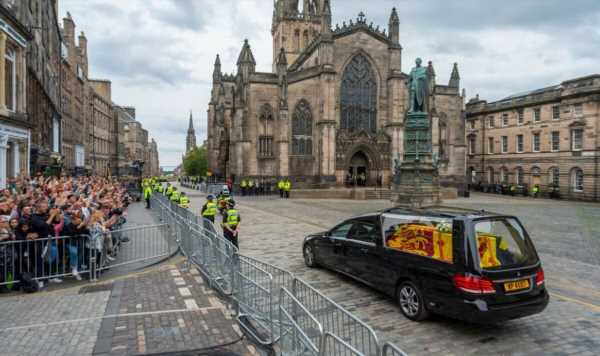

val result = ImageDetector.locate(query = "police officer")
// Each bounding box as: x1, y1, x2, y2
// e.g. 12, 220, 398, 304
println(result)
284, 178, 291, 199
165, 183, 174, 198
222, 200, 240, 248
247, 178, 255, 196
143, 182, 153, 209
532, 184, 540, 198
240, 178, 248, 196
178, 192, 190, 209
170, 187, 181, 204
201, 195, 218, 223
277, 178, 285, 198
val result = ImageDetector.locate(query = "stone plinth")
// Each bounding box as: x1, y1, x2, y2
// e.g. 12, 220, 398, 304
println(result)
392, 160, 441, 207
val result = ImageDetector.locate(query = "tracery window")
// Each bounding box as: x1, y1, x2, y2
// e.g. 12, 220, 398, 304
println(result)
340, 54, 377, 133
291, 99, 312, 156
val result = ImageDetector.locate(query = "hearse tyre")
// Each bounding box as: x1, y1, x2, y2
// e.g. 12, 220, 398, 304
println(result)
397, 281, 429, 321
303, 242, 317, 268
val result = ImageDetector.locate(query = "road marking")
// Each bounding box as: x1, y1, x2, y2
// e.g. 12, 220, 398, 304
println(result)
550, 292, 600, 312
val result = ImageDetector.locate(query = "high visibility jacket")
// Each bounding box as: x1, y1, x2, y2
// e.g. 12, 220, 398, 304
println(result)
166, 186, 174, 197
156, 185, 164, 193
532, 186, 539, 193
202, 202, 217, 217
240, 180, 247, 188
179, 196, 190, 207
248, 180, 254, 187
144, 186, 153, 199
225, 209, 240, 227
278, 180, 285, 190
170, 191, 180, 202
284, 181, 291, 191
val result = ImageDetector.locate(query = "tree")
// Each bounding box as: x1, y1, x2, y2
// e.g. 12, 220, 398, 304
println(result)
183, 146, 208, 177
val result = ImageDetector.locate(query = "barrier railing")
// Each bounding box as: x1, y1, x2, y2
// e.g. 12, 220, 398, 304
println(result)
149, 193, 408, 356
382, 343, 408, 356
0, 234, 92, 287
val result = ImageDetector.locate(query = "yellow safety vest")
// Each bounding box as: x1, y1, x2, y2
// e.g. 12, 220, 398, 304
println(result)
240, 180, 247, 188
248, 180, 254, 187
284, 181, 291, 191
278, 181, 284, 189
166, 186, 174, 196
203, 202, 217, 217
179, 196, 190, 206
170, 191, 180, 202
226, 209, 239, 227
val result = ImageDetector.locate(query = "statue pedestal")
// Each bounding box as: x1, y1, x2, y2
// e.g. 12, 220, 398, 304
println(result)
391, 111, 441, 207
391, 161, 441, 208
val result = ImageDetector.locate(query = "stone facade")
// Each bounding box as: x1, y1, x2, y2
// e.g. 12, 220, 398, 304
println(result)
466, 75, 600, 201
0, 3, 31, 188
60, 12, 87, 173
88, 79, 113, 175
206, 0, 466, 190
8, 0, 62, 174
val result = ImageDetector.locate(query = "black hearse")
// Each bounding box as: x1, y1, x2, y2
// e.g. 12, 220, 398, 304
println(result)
302, 206, 548, 323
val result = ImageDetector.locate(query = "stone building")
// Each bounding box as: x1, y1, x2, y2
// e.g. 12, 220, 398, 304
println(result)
60, 13, 87, 174
0, 3, 31, 188
185, 111, 196, 154
466, 75, 600, 201
146, 138, 160, 177
206, 1, 466, 189
8, 0, 62, 174
88, 79, 113, 175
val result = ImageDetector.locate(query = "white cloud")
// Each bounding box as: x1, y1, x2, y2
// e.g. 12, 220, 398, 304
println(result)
60, 0, 600, 167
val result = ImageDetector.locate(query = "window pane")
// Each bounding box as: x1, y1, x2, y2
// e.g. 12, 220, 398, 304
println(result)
474, 218, 537, 269
331, 223, 353, 239
5, 56, 14, 111
382, 214, 453, 263
552, 106, 560, 120
552, 132, 560, 151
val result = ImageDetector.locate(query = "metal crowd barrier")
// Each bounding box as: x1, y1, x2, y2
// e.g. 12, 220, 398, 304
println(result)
0, 234, 92, 287
149, 193, 408, 356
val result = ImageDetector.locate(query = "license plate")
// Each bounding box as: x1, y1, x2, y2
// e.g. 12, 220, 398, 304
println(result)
504, 279, 530, 292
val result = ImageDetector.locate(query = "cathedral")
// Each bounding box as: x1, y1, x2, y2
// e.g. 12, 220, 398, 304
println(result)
206, 0, 467, 190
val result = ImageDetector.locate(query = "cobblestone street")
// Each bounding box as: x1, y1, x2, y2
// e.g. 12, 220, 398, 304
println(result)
0, 203, 258, 356
184, 187, 600, 356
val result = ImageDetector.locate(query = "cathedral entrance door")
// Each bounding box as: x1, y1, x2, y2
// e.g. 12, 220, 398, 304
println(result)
349, 151, 369, 187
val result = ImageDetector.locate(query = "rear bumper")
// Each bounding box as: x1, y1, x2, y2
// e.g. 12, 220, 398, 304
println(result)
438, 289, 549, 323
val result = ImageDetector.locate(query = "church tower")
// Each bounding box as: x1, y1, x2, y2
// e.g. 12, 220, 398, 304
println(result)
185, 111, 197, 154
272, 0, 326, 71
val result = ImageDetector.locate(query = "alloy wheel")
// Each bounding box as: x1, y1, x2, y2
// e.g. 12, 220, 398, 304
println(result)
304, 245, 315, 267
399, 285, 420, 317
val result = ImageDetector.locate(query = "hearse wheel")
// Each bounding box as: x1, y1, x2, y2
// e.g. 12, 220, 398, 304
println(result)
303, 244, 317, 268
397, 281, 429, 321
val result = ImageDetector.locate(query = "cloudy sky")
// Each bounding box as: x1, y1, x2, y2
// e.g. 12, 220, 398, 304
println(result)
59, 0, 600, 168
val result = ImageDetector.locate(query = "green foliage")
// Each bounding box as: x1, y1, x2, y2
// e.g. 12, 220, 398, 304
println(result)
183, 146, 208, 177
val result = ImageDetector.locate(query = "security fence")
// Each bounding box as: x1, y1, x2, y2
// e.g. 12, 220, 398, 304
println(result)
150, 193, 408, 356
0, 223, 173, 288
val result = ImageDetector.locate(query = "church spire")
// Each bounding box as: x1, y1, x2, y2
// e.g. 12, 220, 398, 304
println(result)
213, 54, 222, 83
186, 111, 197, 154
237, 39, 256, 79
388, 7, 399, 45
322, 0, 332, 33
188, 111, 195, 132
449, 62, 460, 88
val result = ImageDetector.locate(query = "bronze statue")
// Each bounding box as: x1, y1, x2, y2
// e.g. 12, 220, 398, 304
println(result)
408, 58, 428, 113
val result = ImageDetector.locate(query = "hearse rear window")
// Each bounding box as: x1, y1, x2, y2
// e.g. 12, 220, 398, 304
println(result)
474, 218, 537, 270
382, 214, 454, 263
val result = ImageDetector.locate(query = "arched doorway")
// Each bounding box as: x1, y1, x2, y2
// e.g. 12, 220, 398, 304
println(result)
347, 151, 370, 186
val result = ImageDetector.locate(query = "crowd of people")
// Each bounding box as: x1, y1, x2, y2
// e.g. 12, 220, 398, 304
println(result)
0, 175, 132, 292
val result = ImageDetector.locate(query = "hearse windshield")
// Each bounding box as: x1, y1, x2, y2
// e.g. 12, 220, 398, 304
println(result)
381, 214, 455, 264
473, 218, 538, 270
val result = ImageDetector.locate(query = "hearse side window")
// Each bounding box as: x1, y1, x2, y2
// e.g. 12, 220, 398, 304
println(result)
473, 218, 537, 270
330, 222, 353, 239
347, 222, 379, 244
381, 214, 454, 263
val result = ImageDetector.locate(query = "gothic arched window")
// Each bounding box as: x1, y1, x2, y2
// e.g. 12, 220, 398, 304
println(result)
291, 99, 312, 156
341, 53, 377, 133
